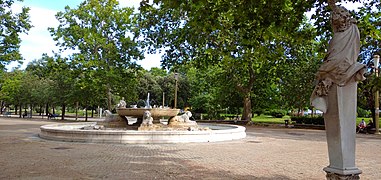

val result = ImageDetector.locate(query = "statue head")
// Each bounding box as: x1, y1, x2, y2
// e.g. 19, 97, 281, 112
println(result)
331, 5, 356, 32
184, 111, 192, 118
143, 110, 151, 119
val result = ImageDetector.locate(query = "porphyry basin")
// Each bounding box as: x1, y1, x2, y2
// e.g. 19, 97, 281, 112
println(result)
39, 122, 246, 144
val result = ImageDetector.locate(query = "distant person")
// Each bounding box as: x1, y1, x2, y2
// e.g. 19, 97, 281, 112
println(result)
357, 119, 366, 133
365, 120, 374, 133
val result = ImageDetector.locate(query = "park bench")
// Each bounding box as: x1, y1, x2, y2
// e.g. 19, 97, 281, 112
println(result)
48, 113, 59, 119
2, 112, 11, 117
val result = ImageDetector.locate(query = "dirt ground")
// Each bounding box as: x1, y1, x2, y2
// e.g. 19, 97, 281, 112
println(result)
0, 117, 380, 180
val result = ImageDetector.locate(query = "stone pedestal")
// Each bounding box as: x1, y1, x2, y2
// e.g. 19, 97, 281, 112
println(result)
152, 118, 161, 124
323, 82, 362, 179
98, 115, 128, 128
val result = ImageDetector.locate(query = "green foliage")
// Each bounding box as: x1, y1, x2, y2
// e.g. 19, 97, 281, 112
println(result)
348, 1, 380, 121
0, 70, 24, 104
357, 107, 370, 118
277, 20, 323, 111
0, 0, 32, 70
138, 0, 321, 120
252, 109, 265, 116
49, 0, 143, 110
291, 116, 325, 125
269, 109, 287, 118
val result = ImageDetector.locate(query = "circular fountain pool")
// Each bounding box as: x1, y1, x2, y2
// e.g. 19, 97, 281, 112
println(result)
39, 122, 246, 144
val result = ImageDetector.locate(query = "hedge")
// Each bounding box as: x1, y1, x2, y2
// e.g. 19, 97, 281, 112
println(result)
290, 116, 325, 125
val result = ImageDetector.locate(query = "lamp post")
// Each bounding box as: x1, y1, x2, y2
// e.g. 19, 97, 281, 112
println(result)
374, 54, 380, 134
162, 92, 165, 108
174, 73, 179, 109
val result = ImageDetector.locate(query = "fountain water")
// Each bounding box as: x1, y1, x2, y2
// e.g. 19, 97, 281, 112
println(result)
145, 93, 150, 108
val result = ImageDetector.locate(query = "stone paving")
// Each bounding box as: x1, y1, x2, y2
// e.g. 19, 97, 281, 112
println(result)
0, 117, 380, 179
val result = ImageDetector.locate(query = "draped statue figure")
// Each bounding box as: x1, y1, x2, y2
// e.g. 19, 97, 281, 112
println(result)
310, 0, 366, 113
313, 1, 365, 179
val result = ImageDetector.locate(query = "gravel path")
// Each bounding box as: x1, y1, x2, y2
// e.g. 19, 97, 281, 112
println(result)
0, 117, 380, 179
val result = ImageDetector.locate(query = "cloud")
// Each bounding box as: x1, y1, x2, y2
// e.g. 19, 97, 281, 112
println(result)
10, 3, 62, 68
8, 0, 162, 70
139, 53, 164, 70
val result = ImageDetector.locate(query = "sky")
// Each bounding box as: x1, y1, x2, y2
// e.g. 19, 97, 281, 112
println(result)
9, 0, 163, 70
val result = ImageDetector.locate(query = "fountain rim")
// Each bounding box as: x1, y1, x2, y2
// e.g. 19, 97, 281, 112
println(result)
40, 122, 245, 133
39, 122, 247, 143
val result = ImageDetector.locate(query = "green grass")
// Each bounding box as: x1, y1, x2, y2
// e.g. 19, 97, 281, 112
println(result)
251, 114, 290, 124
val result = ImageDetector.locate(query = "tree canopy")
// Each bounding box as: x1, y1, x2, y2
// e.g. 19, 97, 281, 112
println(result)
138, 0, 321, 120
0, 0, 32, 70
49, 0, 143, 110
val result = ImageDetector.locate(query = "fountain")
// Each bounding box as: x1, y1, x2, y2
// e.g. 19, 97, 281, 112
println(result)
39, 94, 246, 144
116, 93, 180, 125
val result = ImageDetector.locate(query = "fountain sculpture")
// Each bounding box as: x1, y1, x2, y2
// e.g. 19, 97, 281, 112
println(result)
39, 94, 246, 143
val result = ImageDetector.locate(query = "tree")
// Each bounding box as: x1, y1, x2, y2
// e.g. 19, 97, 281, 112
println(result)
49, 0, 143, 111
355, 0, 381, 121
0, 0, 32, 70
136, 70, 163, 106
278, 20, 323, 114
139, 0, 316, 120
0, 70, 24, 115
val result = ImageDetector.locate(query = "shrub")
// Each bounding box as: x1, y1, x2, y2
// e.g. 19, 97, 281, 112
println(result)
270, 109, 287, 118
357, 107, 370, 118
291, 116, 325, 125
253, 109, 264, 116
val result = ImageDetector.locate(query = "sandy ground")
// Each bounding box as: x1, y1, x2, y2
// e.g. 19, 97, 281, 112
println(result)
0, 117, 380, 180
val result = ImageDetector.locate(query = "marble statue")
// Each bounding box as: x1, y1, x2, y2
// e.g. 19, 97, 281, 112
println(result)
311, 1, 365, 179
168, 111, 196, 125
310, 0, 366, 113
141, 110, 153, 126
104, 110, 112, 116
117, 98, 127, 108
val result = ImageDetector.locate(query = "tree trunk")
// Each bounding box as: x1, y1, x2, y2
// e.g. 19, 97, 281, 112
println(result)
45, 103, 49, 115
30, 104, 33, 118
15, 105, 18, 115
0, 101, 3, 114
75, 101, 79, 121
107, 86, 112, 111
61, 104, 66, 120
53, 107, 55, 114
85, 105, 88, 122
19, 104, 22, 118
242, 95, 252, 121
91, 106, 94, 118
39, 105, 42, 116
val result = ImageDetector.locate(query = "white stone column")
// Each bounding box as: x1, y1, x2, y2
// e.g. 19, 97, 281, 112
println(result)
323, 81, 362, 179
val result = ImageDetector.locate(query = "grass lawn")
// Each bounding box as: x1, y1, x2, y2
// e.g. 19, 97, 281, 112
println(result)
251, 114, 289, 124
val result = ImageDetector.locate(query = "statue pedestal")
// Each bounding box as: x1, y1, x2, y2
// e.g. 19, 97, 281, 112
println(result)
323, 82, 362, 179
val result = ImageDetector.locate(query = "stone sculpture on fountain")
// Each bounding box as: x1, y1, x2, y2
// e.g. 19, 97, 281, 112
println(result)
168, 111, 197, 126
117, 98, 127, 108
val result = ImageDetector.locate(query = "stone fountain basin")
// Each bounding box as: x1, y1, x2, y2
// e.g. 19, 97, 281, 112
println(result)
39, 122, 246, 144
116, 108, 180, 118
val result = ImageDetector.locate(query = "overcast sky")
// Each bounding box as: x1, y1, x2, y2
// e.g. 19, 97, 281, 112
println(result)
9, 0, 162, 70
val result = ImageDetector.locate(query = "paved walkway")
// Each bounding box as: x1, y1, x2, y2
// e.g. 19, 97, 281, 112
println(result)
0, 117, 380, 179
